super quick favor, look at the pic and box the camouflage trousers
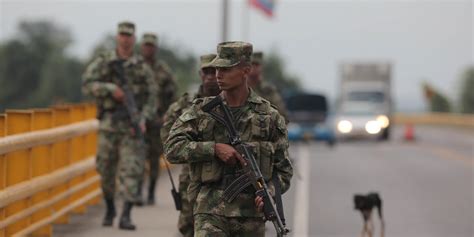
[178,164,193,237]
[194,214,265,237]
[96,130,145,202]
[145,125,162,181]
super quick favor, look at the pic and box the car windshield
[286,94,327,112]
[348,91,384,103]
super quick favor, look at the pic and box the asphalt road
[54,125,473,237]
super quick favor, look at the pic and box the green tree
[459,66,474,114]
[263,51,301,93]
[422,83,451,112]
[0,20,84,112]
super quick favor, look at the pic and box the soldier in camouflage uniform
[249,51,288,120]
[139,33,177,205]
[164,42,293,237]
[82,21,158,230]
[161,54,220,237]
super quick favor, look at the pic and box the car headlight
[365,120,381,134]
[376,115,390,128]
[337,120,352,133]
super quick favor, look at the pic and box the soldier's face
[117,33,135,50]
[200,67,220,95]
[141,43,156,59]
[249,63,262,86]
[250,63,262,77]
[216,64,250,91]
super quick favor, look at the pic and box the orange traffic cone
[404,124,415,141]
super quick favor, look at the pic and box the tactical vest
[187,97,276,185]
[96,53,150,114]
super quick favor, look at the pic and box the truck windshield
[340,103,378,116]
[348,91,384,103]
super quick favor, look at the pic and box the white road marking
[293,144,310,237]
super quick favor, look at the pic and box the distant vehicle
[335,62,393,140]
[286,92,336,146]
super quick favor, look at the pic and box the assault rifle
[202,95,289,237]
[109,59,144,142]
[109,59,181,210]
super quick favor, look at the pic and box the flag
[249,0,276,17]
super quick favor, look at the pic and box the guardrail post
[0,114,5,237]
[51,107,71,225]
[4,110,33,236]
[31,109,54,237]
[85,104,100,205]
[69,105,87,214]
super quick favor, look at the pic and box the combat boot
[119,201,136,230]
[147,178,157,205]
[102,198,116,227]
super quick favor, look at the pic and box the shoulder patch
[254,99,272,114]
[179,109,197,122]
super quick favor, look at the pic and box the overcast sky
[1,0,472,112]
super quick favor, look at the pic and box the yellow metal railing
[0,103,101,237]
[394,112,474,127]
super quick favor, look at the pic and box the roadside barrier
[0,103,100,237]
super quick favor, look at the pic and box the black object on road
[353,192,385,237]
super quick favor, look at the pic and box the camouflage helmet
[200,54,217,69]
[210,41,253,68]
[141,33,158,46]
[251,51,264,64]
[117,21,135,35]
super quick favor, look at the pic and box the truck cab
[335,63,393,140]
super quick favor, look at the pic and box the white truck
[335,62,393,140]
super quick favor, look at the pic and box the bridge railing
[0,104,471,237]
[0,103,101,237]
[394,112,474,127]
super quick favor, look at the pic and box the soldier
[248,51,288,120]
[164,41,293,236]
[139,33,177,205]
[161,54,220,237]
[82,21,157,230]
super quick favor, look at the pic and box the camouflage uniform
[251,52,289,120]
[254,81,288,119]
[161,92,194,236]
[146,59,175,180]
[141,33,177,201]
[164,42,293,237]
[82,42,157,203]
[160,54,216,237]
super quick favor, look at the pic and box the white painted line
[293,144,310,237]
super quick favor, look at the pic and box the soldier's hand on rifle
[255,195,264,212]
[215,143,247,166]
[113,87,125,102]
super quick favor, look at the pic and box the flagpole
[221,0,229,42]
[242,0,250,41]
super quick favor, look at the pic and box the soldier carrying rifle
[164,41,293,236]
[82,21,158,231]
